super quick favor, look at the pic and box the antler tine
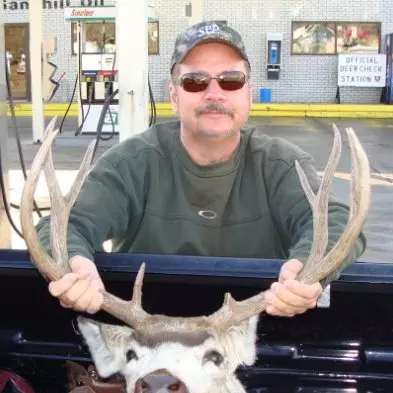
[21,125,151,327]
[297,126,370,283]
[346,127,361,221]
[295,124,342,266]
[312,127,370,277]
[295,123,342,282]
[20,120,66,280]
[208,125,370,329]
[41,126,95,272]
[65,140,96,208]
[101,263,150,326]
[131,262,145,306]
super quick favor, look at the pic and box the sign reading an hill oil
[338,54,386,87]
[3,0,106,11]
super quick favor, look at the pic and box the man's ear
[169,82,179,114]
[220,315,259,370]
[77,316,133,378]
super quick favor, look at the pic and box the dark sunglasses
[178,71,248,93]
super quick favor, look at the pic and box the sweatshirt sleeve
[268,153,366,288]
[35,154,137,262]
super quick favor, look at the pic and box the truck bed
[1,250,393,392]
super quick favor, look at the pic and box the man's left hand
[264,259,323,317]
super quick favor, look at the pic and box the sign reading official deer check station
[338,54,387,87]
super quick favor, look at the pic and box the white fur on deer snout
[126,341,228,393]
[134,373,187,393]
[77,315,260,393]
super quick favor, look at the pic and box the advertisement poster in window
[291,21,336,55]
[291,21,381,55]
[336,22,381,53]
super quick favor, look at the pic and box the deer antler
[207,124,371,329]
[20,118,149,327]
[21,120,371,332]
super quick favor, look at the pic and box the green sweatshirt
[36,120,365,286]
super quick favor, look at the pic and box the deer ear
[77,316,133,378]
[221,315,259,368]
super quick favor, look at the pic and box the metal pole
[76,22,83,130]
[116,0,149,142]
[29,0,44,143]
[0,1,10,247]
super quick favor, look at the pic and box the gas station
[30,0,153,143]
[0,0,170,247]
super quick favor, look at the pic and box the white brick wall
[4,0,393,103]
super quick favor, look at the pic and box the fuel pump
[64,6,119,134]
[266,33,282,80]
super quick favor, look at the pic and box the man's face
[169,42,252,139]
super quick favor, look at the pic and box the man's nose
[204,79,226,100]
[135,370,188,393]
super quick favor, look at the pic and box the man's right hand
[48,255,104,314]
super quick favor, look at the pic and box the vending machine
[383,33,393,104]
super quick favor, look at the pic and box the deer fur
[77,315,259,393]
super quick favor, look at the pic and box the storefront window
[71,21,116,54]
[71,21,159,54]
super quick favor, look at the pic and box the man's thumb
[70,256,95,280]
[279,259,304,282]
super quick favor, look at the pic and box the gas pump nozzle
[87,83,94,103]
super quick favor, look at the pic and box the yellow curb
[6,103,393,118]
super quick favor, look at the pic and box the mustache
[195,103,234,118]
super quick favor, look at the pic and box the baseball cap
[170,21,250,73]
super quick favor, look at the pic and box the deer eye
[203,350,224,366]
[125,349,138,362]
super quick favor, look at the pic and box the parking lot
[6,115,393,263]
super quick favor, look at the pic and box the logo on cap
[170,21,250,73]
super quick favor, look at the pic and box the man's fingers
[60,299,72,309]
[265,287,311,314]
[47,256,104,314]
[48,273,78,297]
[70,256,98,280]
[271,281,320,307]
[74,265,94,280]
[279,259,304,283]
[72,279,104,313]
[61,279,92,305]
[51,276,104,313]
[264,280,322,317]
[271,259,323,317]
[283,280,322,300]
[265,290,307,317]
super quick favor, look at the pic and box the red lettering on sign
[71,9,94,17]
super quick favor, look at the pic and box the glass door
[5,23,30,100]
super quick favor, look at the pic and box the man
[36,21,365,318]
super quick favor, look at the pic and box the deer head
[20,118,371,393]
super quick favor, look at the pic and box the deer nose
[135,370,188,393]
